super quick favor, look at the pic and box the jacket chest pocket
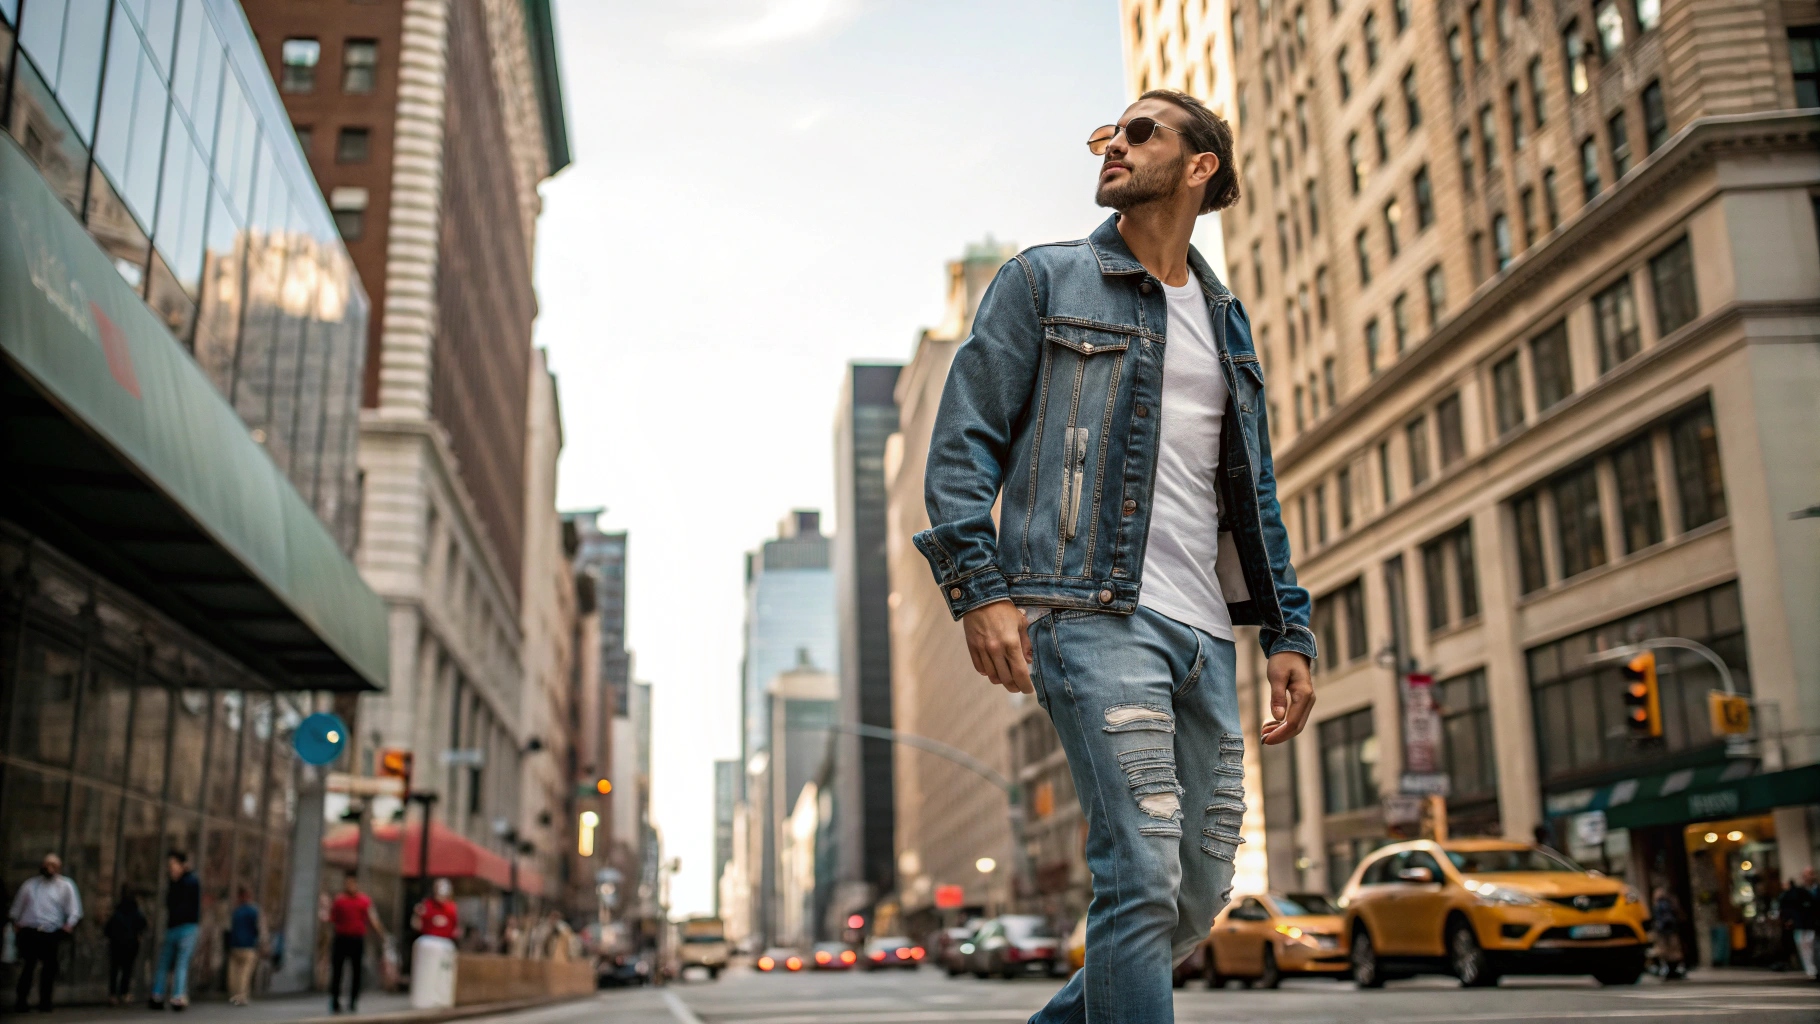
[1231,356,1266,414]
[1041,324,1132,567]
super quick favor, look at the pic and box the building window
[1237,85,1249,128]
[1383,198,1403,257]
[1457,128,1475,191]
[1355,229,1372,285]
[1519,187,1537,246]
[1337,45,1353,100]
[1593,274,1640,372]
[1319,708,1378,814]
[1252,242,1266,298]
[1492,213,1513,270]
[1364,11,1381,67]
[294,124,313,155]
[1580,136,1602,200]
[1448,27,1465,87]
[1413,165,1435,229]
[1423,531,1448,629]
[1650,235,1698,336]
[281,38,321,94]
[1338,467,1356,530]
[1315,266,1330,323]
[1470,230,1486,282]
[1642,80,1668,152]
[1671,400,1727,529]
[1394,0,1412,32]
[1296,95,1311,149]
[1306,179,1321,235]
[1437,670,1497,800]
[1294,385,1307,431]
[1595,0,1624,59]
[1342,577,1368,660]
[1479,104,1499,171]
[329,185,368,242]
[1636,0,1660,33]
[1298,493,1311,551]
[1528,582,1748,783]
[1406,415,1431,487]
[1323,357,1337,408]
[1403,67,1422,128]
[1348,132,1365,193]
[1612,434,1663,553]
[1608,110,1632,176]
[1528,57,1548,126]
[1792,29,1820,108]
[1298,285,1312,342]
[1564,21,1588,95]
[1436,392,1465,467]
[1431,521,1480,627]
[1378,440,1395,505]
[1373,102,1391,163]
[1551,461,1607,577]
[1542,168,1561,228]
[1365,318,1382,374]
[1392,293,1410,351]
[343,39,378,94]
[1425,264,1446,325]
[1315,482,1329,543]
[1277,214,1290,268]
[335,126,370,163]
[1469,3,1488,61]
[1507,82,1526,150]
[1513,492,1547,593]
[1492,352,1524,435]
[1530,319,1573,411]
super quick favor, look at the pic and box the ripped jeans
[1027,606,1242,1024]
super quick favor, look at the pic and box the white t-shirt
[1019,269,1233,640]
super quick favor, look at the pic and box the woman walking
[104,886,147,1005]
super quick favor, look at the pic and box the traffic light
[595,778,612,795]
[378,748,413,784]
[574,778,612,799]
[1621,652,1661,739]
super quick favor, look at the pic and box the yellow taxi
[1340,839,1649,988]
[1203,892,1350,988]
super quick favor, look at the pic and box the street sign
[326,772,405,797]
[439,748,486,767]
[1383,795,1425,825]
[1709,692,1752,735]
[1400,772,1452,796]
[294,712,348,766]
[934,884,965,910]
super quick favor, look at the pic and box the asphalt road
[478,965,1820,1024]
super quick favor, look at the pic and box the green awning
[1547,761,1820,830]
[0,135,386,692]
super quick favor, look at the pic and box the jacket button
[1122,499,1137,515]
[1081,342,1094,352]
[1098,589,1114,604]
[949,587,963,600]
[1135,404,1149,418]
[1139,281,1155,295]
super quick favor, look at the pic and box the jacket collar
[1087,214,1234,300]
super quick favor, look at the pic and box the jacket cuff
[1260,624,1318,661]
[937,567,1011,621]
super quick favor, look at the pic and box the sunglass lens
[1126,118,1157,146]
[1087,125,1116,155]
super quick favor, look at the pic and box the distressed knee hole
[1214,732,1245,778]
[1117,746,1184,837]
[1200,782,1247,860]
[1138,792,1180,820]
[1103,704,1174,733]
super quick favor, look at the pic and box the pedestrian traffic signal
[1620,652,1661,739]
[379,748,414,783]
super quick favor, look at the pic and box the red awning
[322,821,548,895]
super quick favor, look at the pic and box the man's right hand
[962,600,1034,694]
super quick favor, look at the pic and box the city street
[475,968,1820,1024]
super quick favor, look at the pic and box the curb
[279,993,597,1024]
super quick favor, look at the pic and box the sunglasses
[1086,117,1185,155]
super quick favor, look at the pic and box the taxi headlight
[1464,880,1539,906]
[1623,887,1642,905]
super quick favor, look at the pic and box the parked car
[755,947,804,972]
[1342,840,1649,989]
[1203,892,1349,988]
[964,915,1060,979]
[863,936,924,970]
[810,941,858,970]
[934,924,978,977]
[596,949,654,987]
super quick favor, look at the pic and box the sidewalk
[32,990,597,1024]
[1684,965,1820,984]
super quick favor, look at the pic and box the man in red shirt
[411,879,459,940]
[327,871,386,1014]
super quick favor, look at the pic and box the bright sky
[533,0,1143,919]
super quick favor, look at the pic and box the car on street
[1202,892,1349,988]
[863,936,924,970]
[677,916,729,979]
[964,915,1060,979]
[934,924,979,976]
[1341,839,1649,989]
[755,947,805,972]
[811,941,859,970]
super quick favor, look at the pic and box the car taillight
[895,947,911,959]
[815,951,832,964]
[841,950,857,964]
[1004,947,1021,961]
[757,956,775,971]
[785,956,803,971]
[870,950,887,961]
[910,947,925,960]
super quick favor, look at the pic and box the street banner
[1401,673,1443,774]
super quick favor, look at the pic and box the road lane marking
[665,990,708,1024]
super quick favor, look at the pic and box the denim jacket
[913,215,1317,660]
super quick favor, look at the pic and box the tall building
[767,657,839,946]
[735,510,835,945]
[0,0,387,1000]
[241,0,573,913]
[1126,0,1820,965]
[884,240,1045,923]
[833,362,903,906]
[712,758,740,916]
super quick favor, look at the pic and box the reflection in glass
[93,7,171,227]
[64,784,122,993]
[8,55,89,215]
[17,0,68,81]
[214,72,258,218]
[45,0,109,143]
[120,797,166,908]
[194,186,246,398]
[76,666,134,785]
[10,632,81,767]
[169,689,211,808]
[0,766,66,889]
[155,117,210,298]
[85,165,151,290]
[129,685,170,798]
[240,692,272,823]
[171,0,223,143]
[119,0,179,77]
[205,690,245,819]
[146,250,199,344]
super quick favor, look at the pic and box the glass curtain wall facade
[1,0,367,1004]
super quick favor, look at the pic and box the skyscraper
[834,363,903,904]
[712,758,741,916]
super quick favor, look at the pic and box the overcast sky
[533,0,1142,919]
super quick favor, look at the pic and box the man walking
[226,885,263,1005]
[917,89,1315,1023]
[9,852,82,1013]
[329,871,387,1013]
[149,851,200,1011]
[1781,867,1820,979]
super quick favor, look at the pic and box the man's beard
[1096,150,1189,211]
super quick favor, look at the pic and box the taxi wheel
[1205,948,1226,990]
[1258,946,1281,990]
[1448,921,1499,988]
[1350,928,1384,989]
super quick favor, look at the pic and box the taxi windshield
[1274,893,1340,915]
[1446,847,1582,873]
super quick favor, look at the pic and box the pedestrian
[1651,886,1687,979]
[226,885,262,1006]
[149,850,201,1011]
[104,885,147,1005]
[328,870,386,1014]
[916,88,1315,1022]
[8,852,83,1013]
[1779,867,1820,980]
[410,879,459,942]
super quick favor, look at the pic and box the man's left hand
[1262,651,1314,745]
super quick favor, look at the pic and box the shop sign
[934,884,966,909]
[1573,810,1608,847]
[1688,789,1741,819]
[1383,794,1425,825]
[1401,773,1452,795]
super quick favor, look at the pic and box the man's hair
[167,849,188,864]
[344,869,359,881]
[1138,89,1241,214]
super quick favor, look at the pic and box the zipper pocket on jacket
[1063,427,1089,540]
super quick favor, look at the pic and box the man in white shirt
[10,852,82,1013]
